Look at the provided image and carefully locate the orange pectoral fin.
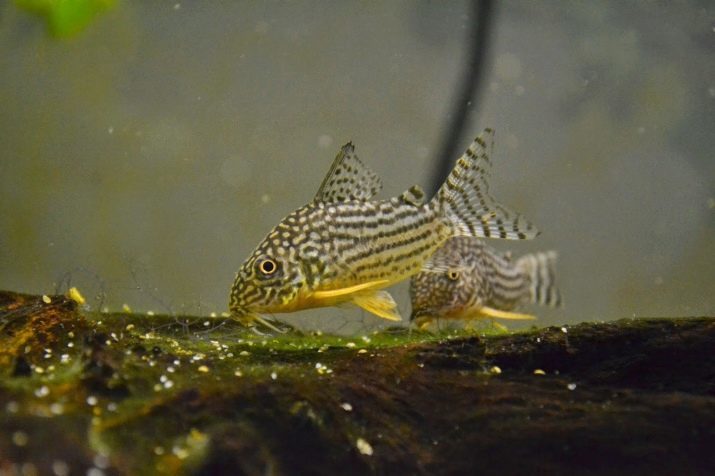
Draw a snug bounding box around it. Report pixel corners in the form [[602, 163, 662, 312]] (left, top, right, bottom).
[[311, 280, 390, 300]]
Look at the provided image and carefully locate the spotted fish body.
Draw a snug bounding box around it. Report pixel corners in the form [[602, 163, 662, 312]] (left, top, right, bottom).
[[229, 128, 537, 328], [409, 236, 561, 328]]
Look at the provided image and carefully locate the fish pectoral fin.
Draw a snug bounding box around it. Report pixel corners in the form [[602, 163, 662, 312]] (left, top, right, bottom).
[[352, 290, 402, 322], [475, 306, 536, 321], [311, 280, 390, 300]]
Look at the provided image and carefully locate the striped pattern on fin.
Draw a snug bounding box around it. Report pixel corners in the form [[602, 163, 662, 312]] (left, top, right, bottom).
[[314, 142, 382, 203], [399, 184, 426, 207], [436, 128, 539, 240], [516, 251, 562, 307]]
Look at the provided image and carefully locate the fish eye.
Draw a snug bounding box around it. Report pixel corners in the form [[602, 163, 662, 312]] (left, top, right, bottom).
[[257, 258, 278, 276], [446, 269, 460, 281]]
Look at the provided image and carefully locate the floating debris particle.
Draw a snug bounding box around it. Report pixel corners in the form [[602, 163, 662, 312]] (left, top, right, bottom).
[[6, 401, 19, 413], [346, 342, 356, 348], [318, 134, 333, 148], [50, 403, 64, 415], [94, 454, 110, 469], [489, 366, 502, 375], [154, 446, 165, 455], [122, 304, 132, 313], [270, 372, 277, 380], [68, 287, 86, 305], [12, 431, 29, 446], [567, 383, 577, 391], [125, 324, 135, 331], [52, 460, 69, 476], [315, 363, 333, 375], [340, 403, 353, 412], [234, 369, 243, 377], [87, 467, 105, 476], [357, 349, 368, 354], [561, 326, 568, 333], [197, 365, 209, 373], [173, 445, 190, 459], [147, 311, 155, 316], [533, 369, 546, 376], [239, 350, 250, 357], [42, 295, 52, 304], [86, 396, 98, 406], [356, 437, 373, 456], [35, 385, 50, 397]]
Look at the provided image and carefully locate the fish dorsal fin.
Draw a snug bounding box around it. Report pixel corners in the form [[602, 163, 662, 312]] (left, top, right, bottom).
[[399, 185, 425, 207], [314, 142, 382, 203]]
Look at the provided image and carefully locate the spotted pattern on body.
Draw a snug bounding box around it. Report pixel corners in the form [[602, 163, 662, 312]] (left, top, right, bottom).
[[409, 236, 561, 328], [229, 129, 539, 329]]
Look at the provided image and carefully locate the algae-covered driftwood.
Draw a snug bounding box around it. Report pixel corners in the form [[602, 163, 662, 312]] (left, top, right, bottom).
[[1, 290, 714, 475]]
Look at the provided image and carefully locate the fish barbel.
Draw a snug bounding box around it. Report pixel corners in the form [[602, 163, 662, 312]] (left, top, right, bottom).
[[410, 236, 561, 328], [229, 128, 538, 329]]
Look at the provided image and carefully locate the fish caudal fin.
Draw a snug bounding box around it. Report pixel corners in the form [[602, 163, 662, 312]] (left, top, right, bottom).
[[434, 128, 539, 240], [516, 251, 562, 307], [352, 290, 402, 322]]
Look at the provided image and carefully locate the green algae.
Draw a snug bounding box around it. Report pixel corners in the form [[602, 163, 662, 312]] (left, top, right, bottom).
[[2, 290, 715, 475]]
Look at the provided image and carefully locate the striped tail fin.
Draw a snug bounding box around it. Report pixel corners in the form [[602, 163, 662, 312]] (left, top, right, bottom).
[[434, 128, 539, 240], [516, 251, 562, 307]]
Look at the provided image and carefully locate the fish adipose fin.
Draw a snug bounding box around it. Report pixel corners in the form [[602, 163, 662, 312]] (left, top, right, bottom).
[[434, 128, 539, 240], [352, 290, 402, 321], [314, 142, 382, 203], [399, 184, 426, 207]]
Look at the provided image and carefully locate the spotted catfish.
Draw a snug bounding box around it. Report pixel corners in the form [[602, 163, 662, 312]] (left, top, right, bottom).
[[229, 128, 538, 330], [410, 236, 561, 328]]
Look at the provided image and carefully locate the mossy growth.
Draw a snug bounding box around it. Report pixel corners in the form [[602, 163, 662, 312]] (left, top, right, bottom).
[[2, 290, 714, 475]]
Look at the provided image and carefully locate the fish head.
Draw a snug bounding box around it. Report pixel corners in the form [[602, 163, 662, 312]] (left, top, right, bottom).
[[409, 263, 480, 327], [229, 222, 316, 320]]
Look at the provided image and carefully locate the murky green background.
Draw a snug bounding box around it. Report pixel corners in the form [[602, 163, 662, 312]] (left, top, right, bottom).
[[1, 1, 713, 332]]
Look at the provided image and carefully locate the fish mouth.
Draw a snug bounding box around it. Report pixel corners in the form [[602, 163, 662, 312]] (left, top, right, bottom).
[[409, 309, 436, 329], [409, 308, 431, 321]]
